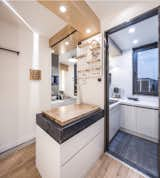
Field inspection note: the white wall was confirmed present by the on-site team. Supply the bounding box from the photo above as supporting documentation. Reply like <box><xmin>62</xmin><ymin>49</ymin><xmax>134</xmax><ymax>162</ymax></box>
<box><xmin>77</xmin><ymin>34</ymin><xmax>104</xmax><ymax>108</ymax></box>
<box><xmin>0</xmin><ymin>20</ymin><xmax>51</xmax><ymax>153</ymax></box>
<box><xmin>109</xmin><ymin>50</ymin><xmax>158</xmax><ymax>102</ymax></box>
<box><xmin>109</xmin><ymin>51</ymin><xmax>132</xmax><ymax>98</ymax></box>
<box><xmin>65</xmin><ymin>65</ymin><xmax>75</xmax><ymax>98</ymax></box>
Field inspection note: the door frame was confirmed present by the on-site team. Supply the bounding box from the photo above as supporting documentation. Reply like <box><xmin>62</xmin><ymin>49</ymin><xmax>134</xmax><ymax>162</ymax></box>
<box><xmin>104</xmin><ymin>5</ymin><xmax>160</xmax><ymax>176</ymax></box>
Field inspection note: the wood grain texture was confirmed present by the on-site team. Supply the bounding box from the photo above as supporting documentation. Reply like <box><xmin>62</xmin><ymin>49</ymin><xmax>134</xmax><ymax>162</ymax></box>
<box><xmin>49</xmin><ymin>25</ymin><xmax>84</xmax><ymax>55</ymax></box>
<box><xmin>0</xmin><ymin>144</ymin><xmax>145</xmax><ymax>178</ymax></box>
<box><xmin>0</xmin><ymin>144</ymin><xmax>40</xmax><ymax>178</ymax></box>
<box><xmin>38</xmin><ymin>0</ymin><xmax>100</xmax><ymax>39</ymax></box>
<box><xmin>51</xmin><ymin>30</ymin><xmax>83</xmax><ymax>54</ymax></box>
<box><xmin>60</xmin><ymin>63</ymin><xmax>68</xmax><ymax>71</ymax></box>
<box><xmin>49</xmin><ymin>25</ymin><xmax>76</xmax><ymax>47</ymax></box>
<box><xmin>43</xmin><ymin>104</ymin><xmax>100</xmax><ymax>126</ymax></box>
<box><xmin>40</xmin><ymin>1</ymin><xmax>100</xmax><ymax>55</ymax></box>
<box><xmin>30</xmin><ymin>69</ymin><xmax>41</xmax><ymax>80</ymax></box>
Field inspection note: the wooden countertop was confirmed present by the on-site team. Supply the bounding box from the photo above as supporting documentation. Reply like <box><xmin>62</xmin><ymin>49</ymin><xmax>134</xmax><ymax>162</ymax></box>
<box><xmin>43</xmin><ymin>104</ymin><xmax>100</xmax><ymax>126</ymax></box>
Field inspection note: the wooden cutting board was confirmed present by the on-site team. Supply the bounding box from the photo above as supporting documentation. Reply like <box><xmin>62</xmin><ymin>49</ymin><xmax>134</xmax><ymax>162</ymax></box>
<box><xmin>43</xmin><ymin>104</ymin><xmax>100</xmax><ymax>126</ymax></box>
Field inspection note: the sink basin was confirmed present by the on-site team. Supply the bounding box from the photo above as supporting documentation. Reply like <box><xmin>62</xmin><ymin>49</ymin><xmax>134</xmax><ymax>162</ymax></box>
<box><xmin>109</xmin><ymin>100</ymin><xmax>118</xmax><ymax>105</ymax></box>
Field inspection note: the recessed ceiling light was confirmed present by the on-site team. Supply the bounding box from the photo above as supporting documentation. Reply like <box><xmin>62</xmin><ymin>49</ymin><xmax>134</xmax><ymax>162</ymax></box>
<box><xmin>65</xmin><ymin>41</ymin><xmax>69</xmax><ymax>45</ymax></box>
<box><xmin>86</xmin><ymin>28</ymin><xmax>91</xmax><ymax>34</ymax></box>
<box><xmin>69</xmin><ymin>58</ymin><xmax>77</xmax><ymax>63</ymax></box>
<box><xmin>133</xmin><ymin>39</ymin><xmax>138</xmax><ymax>44</ymax></box>
<box><xmin>128</xmin><ymin>27</ymin><xmax>135</xmax><ymax>33</ymax></box>
<box><xmin>59</xmin><ymin>5</ymin><xmax>67</xmax><ymax>13</ymax></box>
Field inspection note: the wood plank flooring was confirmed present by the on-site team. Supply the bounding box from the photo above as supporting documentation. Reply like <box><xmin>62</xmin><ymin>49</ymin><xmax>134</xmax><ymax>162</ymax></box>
<box><xmin>0</xmin><ymin>143</ymin><xmax>146</xmax><ymax>178</ymax></box>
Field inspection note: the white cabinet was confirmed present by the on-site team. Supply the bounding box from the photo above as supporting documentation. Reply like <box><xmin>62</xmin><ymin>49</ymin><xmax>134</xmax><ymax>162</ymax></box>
<box><xmin>120</xmin><ymin>105</ymin><xmax>137</xmax><ymax>132</ymax></box>
<box><xmin>109</xmin><ymin>104</ymin><xmax>120</xmax><ymax>141</ymax></box>
<box><xmin>136</xmin><ymin>107</ymin><xmax>158</xmax><ymax>140</ymax></box>
<box><xmin>36</xmin><ymin>118</ymin><xmax>104</xmax><ymax>178</ymax></box>
<box><xmin>62</xmin><ymin>132</ymin><xmax>104</xmax><ymax>178</ymax></box>
<box><xmin>120</xmin><ymin>104</ymin><xmax>158</xmax><ymax>141</ymax></box>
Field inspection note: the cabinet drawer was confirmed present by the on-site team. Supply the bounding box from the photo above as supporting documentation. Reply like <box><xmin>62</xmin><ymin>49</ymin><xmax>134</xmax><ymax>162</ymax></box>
<box><xmin>61</xmin><ymin>118</ymin><xmax>104</xmax><ymax>165</ymax></box>
<box><xmin>61</xmin><ymin>132</ymin><xmax>104</xmax><ymax>178</ymax></box>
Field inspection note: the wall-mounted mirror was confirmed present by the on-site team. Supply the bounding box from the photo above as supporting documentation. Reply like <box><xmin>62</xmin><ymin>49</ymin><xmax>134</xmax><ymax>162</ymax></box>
<box><xmin>51</xmin><ymin>33</ymin><xmax>78</xmax><ymax>107</ymax></box>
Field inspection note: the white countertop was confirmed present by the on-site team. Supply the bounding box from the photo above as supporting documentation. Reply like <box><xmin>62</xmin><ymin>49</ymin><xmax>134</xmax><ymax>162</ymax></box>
<box><xmin>109</xmin><ymin>98</ymin><xmax>159</xmax><ymax>110</ymax></box>
<box><xmin>109</xmin><ymin>100</ymin><xmax>121</xmax><ymax>109</ymax></box>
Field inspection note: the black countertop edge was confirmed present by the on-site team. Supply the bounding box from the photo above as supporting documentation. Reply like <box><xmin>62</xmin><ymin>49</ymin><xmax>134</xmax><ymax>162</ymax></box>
<box><xmin>36</xmin><ymin>109</ymin><xmax>104</xmax><ymax>144</ymax></box>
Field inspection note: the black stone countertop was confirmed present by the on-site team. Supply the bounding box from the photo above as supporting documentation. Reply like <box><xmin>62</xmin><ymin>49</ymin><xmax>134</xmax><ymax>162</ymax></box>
<box><xmin>36</xmin><ymin>109</ymin><xmax>104</xmax><ymax>144</ymax></box>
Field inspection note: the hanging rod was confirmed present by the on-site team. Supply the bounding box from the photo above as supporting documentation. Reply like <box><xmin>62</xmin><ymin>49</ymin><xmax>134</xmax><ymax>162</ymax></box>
<box><xmin>0</xmin><ymin>47</ymin><xmax>20</xmax><ymax>55</ymax></box>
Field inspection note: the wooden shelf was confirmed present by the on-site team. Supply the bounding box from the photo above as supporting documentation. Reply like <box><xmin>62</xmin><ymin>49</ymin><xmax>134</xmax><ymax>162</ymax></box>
<box><xmin>77</xmin><ymin>39</ymin><xmax>102</xmax><ymax>80</ymax></box>
<box><xmin>78</xmin><ymin>69</ymin><xmax>90</xmax><ymax>73</ymax></box>
<box><xmin>87</xmin><ymin>59</ymin><xmax>100</xmax><ymax>63</ymax></box>
<box><xmin>90</xmin><ymin>46</ymin><xmax>100</xmax><ymax>51</ymax></box>
<box><xmin>92</xmin><ymin>67</ymin><xmax>101</xmax><ymax>70</ymax></box>
<box><xmin>78</xmin><ymin>75</ymin><xmax>102</xmax><ymax>80</ymax></box>
<box><xmin>78</xmin><ymin>42</ymin><xmax>89</xmax><ymax>48</ymax></box>
<box><xmin>76</xmin><ymin>54</ymin><xmax>87</xmax><ymax>59</ymax></box>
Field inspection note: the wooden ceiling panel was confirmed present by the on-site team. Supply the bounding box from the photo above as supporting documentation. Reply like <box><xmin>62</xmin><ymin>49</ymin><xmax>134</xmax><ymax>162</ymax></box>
<box><xmin>49</xmin><ymin>25</ymin><xmax>76</xmax><ymax>47</ymax></box>
<box><xmin>38</xmin><ymin>0</ymin><xmax>100</xmax><ymax>39</ymax></box>
<box><xmin>52</xmin><ymin>30</ymin><xmax>83</xmax><ymax>55</ymax></box>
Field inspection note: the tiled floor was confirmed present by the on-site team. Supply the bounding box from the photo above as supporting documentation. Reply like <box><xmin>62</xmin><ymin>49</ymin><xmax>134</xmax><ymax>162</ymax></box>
<box><xmin>108</xmin><ymin>131</ymin><xmax>158</xmax><ymax>178</ymax></box>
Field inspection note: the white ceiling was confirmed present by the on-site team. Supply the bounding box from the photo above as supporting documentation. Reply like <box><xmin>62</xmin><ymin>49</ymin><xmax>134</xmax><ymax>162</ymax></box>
<box><xmin>110</xmin><ymin>15</ymin><xmax>158</xmax><ymax>51</ymax></box>
<box><xmin>1</xmin><ymin>1</ymin><xmax>66</xmax><ymax>38</ymax></box>
<box><xmin>86</xmin><ymin>1</ymin><xmax>160</xmax><ymax>29</ymax></box>
<box><xmin>87</xmin><ymin>1</ymin><xmax>160</xmax><ymax>21</ymax></box>
<box><xmin>0</xmin><ymin>2</ymin><xmax>22</xmax><ymax>26</ymax></box>
<box><xmin>1</xmin><ymin>0</ymin><xmax>160</xmax><ymax>42</ymax></box>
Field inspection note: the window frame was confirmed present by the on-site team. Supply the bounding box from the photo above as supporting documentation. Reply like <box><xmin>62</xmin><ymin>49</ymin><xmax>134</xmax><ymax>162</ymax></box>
<box><xmin>132</xmin><ymin>42</ymin><xmax>158</xmax><ymax>96</ymax></box>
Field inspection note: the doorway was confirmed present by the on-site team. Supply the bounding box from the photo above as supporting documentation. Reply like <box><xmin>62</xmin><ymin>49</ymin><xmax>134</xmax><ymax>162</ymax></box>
<box><xmin>105</xmin><ymin>7</ymin><xmax>160</xmax><ymax>178</ymax></box>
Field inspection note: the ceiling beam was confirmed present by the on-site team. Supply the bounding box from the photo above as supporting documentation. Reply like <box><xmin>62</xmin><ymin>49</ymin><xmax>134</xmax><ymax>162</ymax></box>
<box><xmin>38</xmin><ymin>0</ymin><xmax>100</xmax><ymax>40</ymax></box>
<box><xmin>51</xmin><ymin>29</ymin><xmax>83</xmax><ymax>55</ymax></box>
<box><xmin>49</xmin><ymin>25</ymin><xmax>76</xmax><ymax>47</ymax></box>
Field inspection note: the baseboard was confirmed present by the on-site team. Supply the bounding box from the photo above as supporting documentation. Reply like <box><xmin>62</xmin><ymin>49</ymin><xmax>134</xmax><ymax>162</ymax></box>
<box><xmin>0</xmin><ymin>138</ymin><xmax>35</xmax><ymax>159</ymax></box>
<box><xmin>120</xmin><ymin>128</ymin><xmax>158</xmax><ymax>143</ymax></box>
<box><xmin>0</xmin><ymin>134</ymin><xmax>35</xmax><ymax>154</ymax></box>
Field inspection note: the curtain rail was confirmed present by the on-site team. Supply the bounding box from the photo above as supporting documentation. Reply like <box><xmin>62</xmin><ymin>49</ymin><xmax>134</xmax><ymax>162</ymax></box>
<box><xmin>0</xmin><ymin>47</ymin><xmax>20</xmax><ymax>55</ymax></box>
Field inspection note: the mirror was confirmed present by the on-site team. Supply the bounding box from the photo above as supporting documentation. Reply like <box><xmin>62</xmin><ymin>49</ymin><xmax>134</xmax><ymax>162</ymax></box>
<box><xmin>51</xmin><ymin>48</ymin><xmax>77</xmax><ymax>106</ymax></box>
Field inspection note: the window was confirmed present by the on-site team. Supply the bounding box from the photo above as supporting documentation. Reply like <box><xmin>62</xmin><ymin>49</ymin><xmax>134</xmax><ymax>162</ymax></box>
<box><xmin>133</xmin><ymin>42</ymin><xmax>158</xmax><ymax>96</ymax></box>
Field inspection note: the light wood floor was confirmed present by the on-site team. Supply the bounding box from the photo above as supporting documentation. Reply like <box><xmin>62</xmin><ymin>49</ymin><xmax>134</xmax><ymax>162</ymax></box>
<box><xmin>0</xmin><ymin>143</ymin><xmax>146</xmax><ymax>178</ymax></box>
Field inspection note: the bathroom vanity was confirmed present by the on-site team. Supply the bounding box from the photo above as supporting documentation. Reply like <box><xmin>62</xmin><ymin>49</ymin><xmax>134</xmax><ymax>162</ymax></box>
<box><xmin>36</xmin><ymin>104</ymin><xmax>104</xmax><ymax>178</ymax></box>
